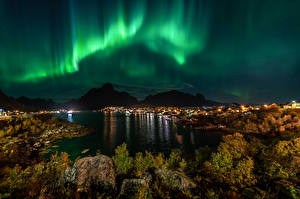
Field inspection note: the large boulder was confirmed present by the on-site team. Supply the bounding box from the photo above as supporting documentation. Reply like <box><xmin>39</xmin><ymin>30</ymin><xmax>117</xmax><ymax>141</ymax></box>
<box><xmin>62</xmin><ymin>155</ymin><xmax>115</xmax><ymax>192</ymax></box>
<box><xmin>119</xmin><ymin>173</ymin><xmax>153</xmax><ymax>199</ymax></box>
<box><xmin>119</xmin><ymin>179</ymin><xmax>149</xmax><ymax>199</ymax></box>
<box><xmin>155</xmin><ymin>169</ymin><xmax>196</xmax><ymax>191</ymax></box>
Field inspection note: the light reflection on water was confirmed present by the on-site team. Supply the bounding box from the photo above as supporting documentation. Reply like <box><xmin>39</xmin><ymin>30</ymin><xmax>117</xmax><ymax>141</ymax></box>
<box><xmin>51</xmin><ymin>112</ymin><xmax>222</xmax><ymax>160</ymax></box>
<box><xmin>67</xmin><ymin>113</ymin><xmax>73</xmax><ymax>122</ymax></box>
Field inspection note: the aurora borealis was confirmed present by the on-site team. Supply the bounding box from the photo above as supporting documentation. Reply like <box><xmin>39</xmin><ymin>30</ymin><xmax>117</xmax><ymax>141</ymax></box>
<box><xmin>1</xmin><ymin>0</ymin><xmax>300</xmax><ymax>103</ymax></box>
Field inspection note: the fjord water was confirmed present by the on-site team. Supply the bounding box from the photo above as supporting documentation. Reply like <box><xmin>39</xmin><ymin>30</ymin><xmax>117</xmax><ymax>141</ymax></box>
<box><xmin>51</xmin><ymin>112</ymin><xmax>222</xmax><ymax>160</ymax></box>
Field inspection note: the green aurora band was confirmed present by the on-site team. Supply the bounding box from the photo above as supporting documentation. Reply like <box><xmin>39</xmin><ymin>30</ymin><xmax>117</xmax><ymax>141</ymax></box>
<box><xmin>1</xmin><ymin>0</ymin><xmax>210</xmax><ymax>82</ymax></box>
<box><xmin>1</xmin><ymin>0</ymin><xmax>300</xmax><ymax>103</ymax></box>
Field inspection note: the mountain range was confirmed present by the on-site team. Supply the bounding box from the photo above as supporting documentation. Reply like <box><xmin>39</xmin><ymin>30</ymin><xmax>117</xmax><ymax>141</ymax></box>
<box><xmin>142</xmin><ymin>90</ymin><xmax>218</xmax><ymax>107</ymax></box>
<box><xmin>0</xmin><ymin>83</ymin><xmax>221</xmax><ymax>111</ymax></box>
<box><xmin>17</xmin><ymin>96</ymin><xmax>59</xmax><ymax>111</ymax></box>
<box><xmin>0</xmin><ymin>89</ymin><xmax>28</xmax><ymax>111</ymax></box>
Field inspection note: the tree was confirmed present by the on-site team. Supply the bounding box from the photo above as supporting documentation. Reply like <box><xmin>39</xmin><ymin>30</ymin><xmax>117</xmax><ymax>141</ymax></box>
<box><xmin>204</xmin><ymin>133</ymin><xmax>257</xmax><ymax>188</ymax></box>
<box><xmin>112</xmin><ymin>143</ymin><xmax>133</xmax><ymax>175</ymax></box>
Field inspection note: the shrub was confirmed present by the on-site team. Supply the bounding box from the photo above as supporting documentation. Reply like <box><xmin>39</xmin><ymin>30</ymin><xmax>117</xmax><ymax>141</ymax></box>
<box><xmin>179</xmin><ymin>159</ymin><xmax>187</xmax><ymax>171</ymax></box>
<box><xmin>286</xmin><ymin>185</ymin><xmax>300</xmax><ymax>199</ymax></box>
<box><xmin>134</xmin><ymin>152</ymin><xmax>153</xmax><ymax>177</ymax></box>
<box><xmin>167</xmin><ymin>149</ymin><xmax>182</xmax><ymax>169</ymax></box>
<box><xmin>0</xmin><ymin>130</ymin><xmax>5</xmax><ymax>137</ymax></box>
<box><xmin>194</xmin><ymin>146</ymin><xmax>212</xmax><ymax>167</ymax></box>
<box><xmin>135</xmin><ymin>186</ymin><xmax>153</xmax><ymax>199</ymax></box>
<box><xmin>262</xmin><ymin>138</ymin><xmax>300</xmax><ymax>180</ymax></box>
<box><xmin>112</xmin><ymin>143</ymin><xmax>133</xmax><ymax>175</ymax></box>
<box><xmin>0</xmin><ymin>152</ymin><xmax>71</xmax><ymax>198</ymax></box>
<box><xmin>205</xmin><ymin>189</ymin><xmax>219</xmax><ymax>199</ymax></box>
<box><xmin>204</xmin><ymin>133</ymin><xmax>257</xmax><ymax>188</ymax></box>
<box><xmin>153</xmin><ymin>153</ymin><xmax>168</xmax><ymax>169</ymax></box>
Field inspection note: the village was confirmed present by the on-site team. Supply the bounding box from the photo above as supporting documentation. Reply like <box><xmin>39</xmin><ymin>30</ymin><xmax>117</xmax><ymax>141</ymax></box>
<box><xmin>102</xmin><ymin>101</ymin><xmax>300</xmax><ymax>117</ymax></box>
<box><xmin>1</xmin><ymin>101</ymin><xmax>300</xmax><ymax>121</ymax></box>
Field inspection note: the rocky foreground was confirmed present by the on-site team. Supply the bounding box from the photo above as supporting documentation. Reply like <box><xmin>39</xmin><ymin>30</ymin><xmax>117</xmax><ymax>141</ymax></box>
<box><xmin>0</xmin><ymin>114</ymin><xmax>91</xmax><ymax>167</ymax></box>
<box><xmin>56</xmin><ymin>155</ymin><xmax>196</xmax><ymax>199</ymax></box>
<box><xmin>8</xmin><ymin>135</ymin><xmax>298</xmax><ymax>199</ymax></box>
<box><xmin>0</xmin><ymin>112</ymin><xmax>299</xmax><ymax>198</ymax></box>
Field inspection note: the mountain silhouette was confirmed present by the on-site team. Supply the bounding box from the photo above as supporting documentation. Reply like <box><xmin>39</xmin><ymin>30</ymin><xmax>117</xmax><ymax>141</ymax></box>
<box><xmin>17</xmin><ymin>96</ymin><xmax>59</xmax><ymax>111</ymax></box>
<box><xmin>2</xmin><ymin>84</ymin><xmax>221</xmax><ymax>111</ymax></box>
<box><xmin>74</xmin><ymin>83</ymin><xmax>138</xmax><ymax>109</ymax></box>
<box><xmin>0</xmin><ymin>89</ymin><xmax>28</xmax><ymax>111</ymax></box>
<box><xmin>142</xmin><ymin>90</ymin><xmax>219</xmax><ymax>107</ymax></box>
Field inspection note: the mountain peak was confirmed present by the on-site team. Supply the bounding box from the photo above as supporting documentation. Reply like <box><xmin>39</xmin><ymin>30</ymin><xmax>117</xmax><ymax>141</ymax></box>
<box><xmin>78</xmin><ymin>83</ymin><xmax>138</xmax><ymax>109</ymax></box>
<box><xmin>0</xmin><ymin>90</ymin><xmax>28</xmax><ymax>111</ymax></box>
<box><xmin>102</xmin><ymin>83</ymin><xmax>114</xmax><ymax>91</ymax></box>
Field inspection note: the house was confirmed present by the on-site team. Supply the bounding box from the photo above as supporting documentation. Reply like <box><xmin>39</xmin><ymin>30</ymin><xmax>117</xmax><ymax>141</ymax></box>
<box><xmin>283</xmin><ymin>101</ymin><xmax>300</xmax><ymax>109</ymax></box>
<box><xmin>291</xmin><ymin>102</ymin><xmax>300</xmax><ymax>109</ymax></box>
<box><xmin>0</xmin><ymin>108</ymin><xmax>7</xmax><ymax>116</ymax></box>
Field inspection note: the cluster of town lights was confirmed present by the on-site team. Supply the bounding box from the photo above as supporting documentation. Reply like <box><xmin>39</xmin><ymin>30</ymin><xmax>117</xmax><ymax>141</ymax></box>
<box><xmin>1</xmin><ymin>101</ymin><xmax>300</xmax><ymax>120</ymax></box>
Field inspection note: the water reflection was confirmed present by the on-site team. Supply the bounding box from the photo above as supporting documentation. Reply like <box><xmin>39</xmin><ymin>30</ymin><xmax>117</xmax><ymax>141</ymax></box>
<box><xmin>176</xmin><ymin>133</ymin><xmax>183</xmax><ymax>145</ymax></box>
<box><xmin>163</xmin><ymin>117</ymin><xmax>170</xmax><ymax>144</ymax></box>
<box><xmin>125</xmin><ymin>115</ymin><xmax>130</xmax><ymax>142</ymax></box>
<box><xmin>67</xmin><ymin>113</ymin><xmax>73</xmax><ymax>122</ymax></box>
<box><xmin>53</xmin><ymin>112</ymin><xmax>222</xmax><ymax>158</ymax></box>
<box><xmin>99</xmin><ymin>112</ymin><xmax>183</xmax><ymax>153</ymax></box>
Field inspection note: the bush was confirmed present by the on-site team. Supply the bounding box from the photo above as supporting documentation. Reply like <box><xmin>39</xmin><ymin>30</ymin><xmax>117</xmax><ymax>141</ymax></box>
<box><xmin>134</xmin><ymin>149</ymin><xmax>188</xmax><ymax>176</ymax></box>
<box><xmin>153</xmin><ymin>153</ymin><xmax>168</xmax><ymax>169</ymax></box>
<box><xmin>0</xmin><ymin>130</ymin><xmax>5</xmax><ymax>137</ymax></box>
<box><xmin>134</xmin><ymin>152</ymin><xmax>153</xmax><ymax>177</ymax></box>
<box><xmin>112</xmin><ymin>143</ymin><xmax>133</xmax><ymax>175</ymax></box>
<box><xmin>179</xmin><ymin>159</ymin><xmax>187</xmax><ymax>171</ymax></box>
<box><xmin>204</xmin><ymin>133</ymin><xmax>257</xmax><ymax>188</ymax></box>
<box><xmin>0</xmin><ymin>152</ymin><xmax>71</xmax><ymax>198</ymax></box>
<box><xmin>262</xmin><ymin>137</ymin><xmax>300</xmax><ymax>180</ymax></box>
<box><xmin>167</xmin><ymin>149</ymin><xmax>182</xmax><ymax>169</ymax></box>
<box><xmin>205</xmin><ymin>189</ymin><xmax>219</xmax><ymax>199</ymax></box>
<box><xmin>195</xmin><ymin>146</ymin><xmax>212</xmax><ymax>166</ymax></box>
<box><xmin>135</xmin><ymin>186</ymin><xmax>153</xmax><ymax>199</ymax></box>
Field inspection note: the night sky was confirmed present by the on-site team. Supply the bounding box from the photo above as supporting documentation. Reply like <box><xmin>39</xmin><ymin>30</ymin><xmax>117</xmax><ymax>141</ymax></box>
<box><xmin>1</xmin><ymin>0</ymin><xmax>300</xmax><ymax>103</ymax></box>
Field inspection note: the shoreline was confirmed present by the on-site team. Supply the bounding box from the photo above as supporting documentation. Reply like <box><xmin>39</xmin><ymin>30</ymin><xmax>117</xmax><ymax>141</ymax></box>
<box><xmin>0</xmin><ymin>114</ymin><xmax>93</xmax><ymax>168</ymax></box>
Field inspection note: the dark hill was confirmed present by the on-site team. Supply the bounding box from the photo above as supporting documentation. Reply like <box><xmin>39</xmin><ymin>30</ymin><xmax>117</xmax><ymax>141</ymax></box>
<box><xmin>17</xmin><ymin>96</ymin><xmax>59</xmax><ymax>111</ymax></box>
<box><xmin>76</xmin><ymin>83</ymin><xmax>138</xmax><ymax>109</ymax></box>
<box><xmin>0</xmin><ymin>89</ymin><xmax>28</xmax><ymax>111</ymax></box>
<box><xmin>142</xmin><ymin>90</ymin><xmax>219</xmax><ymax>107</ymax></box>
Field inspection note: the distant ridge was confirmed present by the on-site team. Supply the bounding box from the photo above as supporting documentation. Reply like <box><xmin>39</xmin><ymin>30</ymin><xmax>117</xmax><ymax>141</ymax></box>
<box><xmin>2</xmin><ymin>83</ymin><xmax>222</xmax><ymax>111</ymax></box>
<box><xmin>17</xmin><ymin>96</ymin><xmax>59</xmax><ymax>111</ymax></box>
<box><xmin>70</xmin><ymin>84</ymin><xmax>220</xmax><ymax>109</ymax></box>
<box><xmin>64</xmin><ymin>83</ymin><xmax>221</xmax><ymax>109</ymax></box>
<box><xmin>0</xmin><ymin>89</ymin><xmax>28</xmax><ymax>111</ymax></box>
<box><xmin>142</xmin><ymin>90</ymin><xmax>220</xmax><ymax>107</ymax></box>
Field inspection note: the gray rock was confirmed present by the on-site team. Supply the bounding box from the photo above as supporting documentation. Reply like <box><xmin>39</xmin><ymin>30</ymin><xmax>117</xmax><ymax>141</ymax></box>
<box><xmin>33</xmin><ymin>142</ymin><xmax>41</xmax><ymax>148</ymax></box>
<box><xmin>118</xmin><ymin>173</ymin><xmax>153</xmax><ymax>198</ymax></box>
<box><xmin>61</xmin><ymin>155</ymin><xmax>115</xmax><ymax>192</ymax></box>
<box><xmin>154</xmin><ymin>169</ymin><xmax>196</xmax><ymax>191</ymax></box>
<box><xmin>81</xmin><ymin>148</ymin><xmax>90</xmax><ymax>154</ymax></box>
<box><xmin>140</xmin><ymin>172</ymin><xmax>153</xmax><ymax>185</ymax></box>
<box><xmin>119</xmin><ymin>179</ymin><xmax>150</xmax><ymax>198</ymax></box>
<box><xmin>62</xmin><ymin>167</ymin><xmax>77</xmax><ymax>184</ymax></box>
